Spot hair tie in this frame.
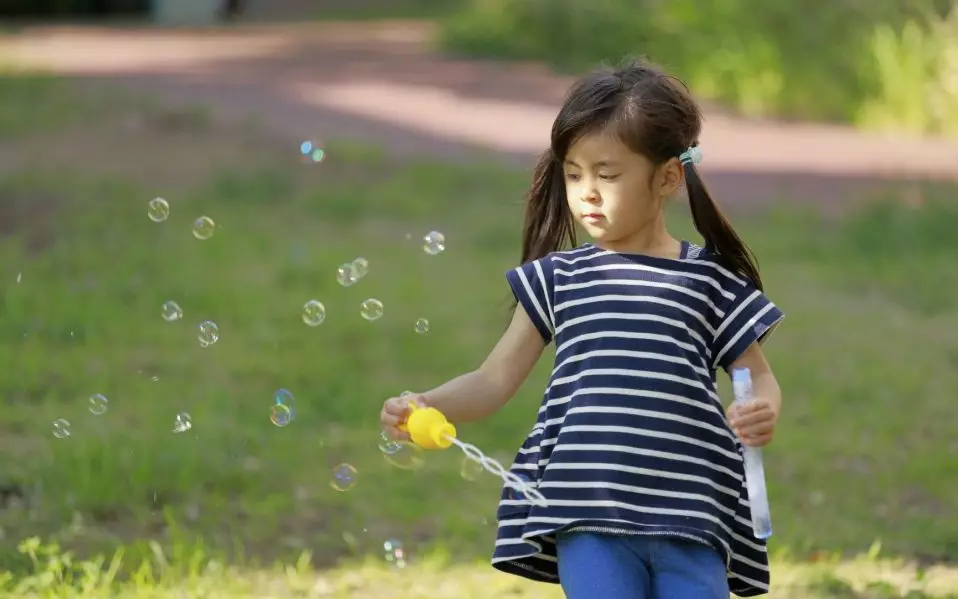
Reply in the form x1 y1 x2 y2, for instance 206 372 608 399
678 146 702 166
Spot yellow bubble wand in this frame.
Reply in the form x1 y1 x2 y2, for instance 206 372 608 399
399 404 547 507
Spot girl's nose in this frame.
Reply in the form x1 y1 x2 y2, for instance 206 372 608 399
583 189 601 204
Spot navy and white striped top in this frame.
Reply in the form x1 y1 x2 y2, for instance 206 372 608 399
491 241 784 597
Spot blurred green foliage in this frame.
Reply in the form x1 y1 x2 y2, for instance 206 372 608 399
439 0 958 136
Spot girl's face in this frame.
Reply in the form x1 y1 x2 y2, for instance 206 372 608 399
563 132 681 250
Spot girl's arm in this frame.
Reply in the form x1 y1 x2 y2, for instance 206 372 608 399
728 342 782 446
421 305 546 424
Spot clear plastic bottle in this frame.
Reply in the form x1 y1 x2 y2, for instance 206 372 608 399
731 367 773 539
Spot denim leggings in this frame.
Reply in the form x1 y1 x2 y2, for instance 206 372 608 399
556 532 729 599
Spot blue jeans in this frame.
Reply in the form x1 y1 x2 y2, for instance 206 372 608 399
556 532 729 599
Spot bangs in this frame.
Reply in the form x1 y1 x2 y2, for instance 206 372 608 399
551 99 650 161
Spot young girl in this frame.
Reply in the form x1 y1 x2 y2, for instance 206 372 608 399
381 58 783 599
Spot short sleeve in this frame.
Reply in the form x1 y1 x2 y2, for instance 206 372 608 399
712 279 784 371
506 257 555 344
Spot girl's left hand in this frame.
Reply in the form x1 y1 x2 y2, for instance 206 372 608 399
728 399 778 447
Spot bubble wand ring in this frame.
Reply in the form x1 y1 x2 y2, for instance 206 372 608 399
398 405 548 508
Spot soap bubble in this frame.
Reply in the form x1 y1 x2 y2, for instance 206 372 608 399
460 457 484 481
275 388 294 406
383 539 407 569
423 231 445 255
192 216 216 240
382 442 425 471
274 388 296 421
161 301 183 322
88 393 109 416
336 263 359 287
147 197 170 222
377 430 402 455
331 463 357 492
414 318 429 334
270 404 292 427
360 298 384 321
197 321 219 347
52 419 71 439
351 257 369 279
302 300 326 327
299 140 326 164
173 412 192 433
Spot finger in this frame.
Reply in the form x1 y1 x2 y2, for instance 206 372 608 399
384 398 409 415
729 408 773 428
381 411 403 428
404 394 427 408
729 402 767 418
737 421 776 438
741 432 773 447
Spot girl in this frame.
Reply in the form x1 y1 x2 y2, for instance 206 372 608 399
381 58 783 599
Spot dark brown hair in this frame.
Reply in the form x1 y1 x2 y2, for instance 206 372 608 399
521 57 762 290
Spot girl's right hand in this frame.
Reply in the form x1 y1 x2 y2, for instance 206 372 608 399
380 393 426 441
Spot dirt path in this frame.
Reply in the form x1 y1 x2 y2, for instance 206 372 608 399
2 20 956 205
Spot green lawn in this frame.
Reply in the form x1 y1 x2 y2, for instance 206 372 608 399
0 72 956 598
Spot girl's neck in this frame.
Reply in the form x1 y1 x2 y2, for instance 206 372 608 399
593 219 682 260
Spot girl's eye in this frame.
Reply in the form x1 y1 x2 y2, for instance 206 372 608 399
599 174 620 182
565 173 581 182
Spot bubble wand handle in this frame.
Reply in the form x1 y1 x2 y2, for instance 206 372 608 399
400 403 547 507
445 436 548 508
731 367 773 540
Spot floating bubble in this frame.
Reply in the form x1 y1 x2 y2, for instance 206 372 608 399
197 321 219 347
161 301 183 322
414 318 429 334
360 298 384 321
377 430 402 455
275 388 294 406
331 463 357 492
460 456 484 481
423 231 445 255
302 300 326 327
274 388 296 421
52 419 71 439
300 141 326 164
382 442 425 471
336 263 359 287
192 216 216 240
148 197 170 222
88 393 109 416
173 412 192 433
270 403 292 427
383 539 407 569
351 257 369 279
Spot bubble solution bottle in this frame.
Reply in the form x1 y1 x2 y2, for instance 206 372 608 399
731 367 773 539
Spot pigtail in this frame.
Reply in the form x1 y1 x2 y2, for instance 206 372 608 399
685 163 763 291
520 150 576 264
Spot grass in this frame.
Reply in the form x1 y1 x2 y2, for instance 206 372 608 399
0 71 956 598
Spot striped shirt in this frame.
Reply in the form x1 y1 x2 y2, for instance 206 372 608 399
491 241 784 597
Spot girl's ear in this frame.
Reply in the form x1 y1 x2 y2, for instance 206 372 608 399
655 157 684 200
